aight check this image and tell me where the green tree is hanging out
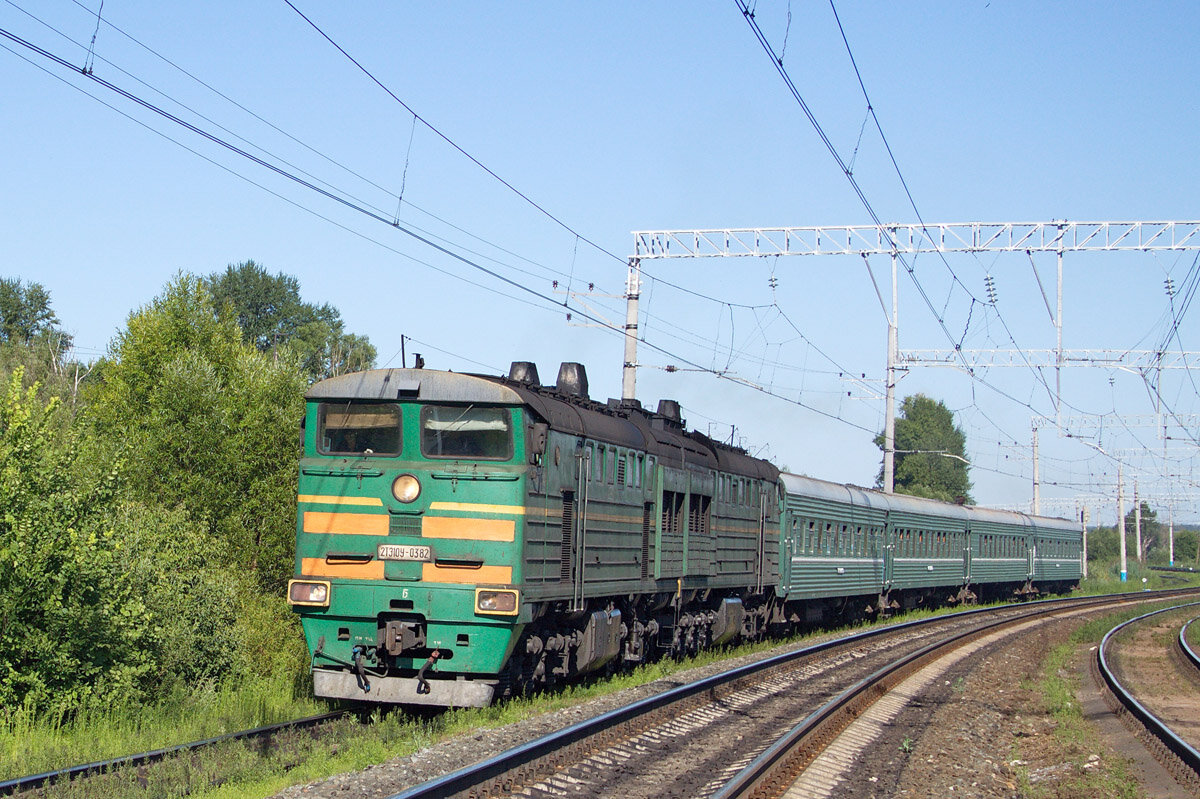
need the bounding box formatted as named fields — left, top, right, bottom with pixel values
left=1174, top=527, right=1200, bottom=566
left=0, top=369, right=144, bottom=712
left=86, top=274, right=306, bottom=589
left=0, top=365, right=278, bottom=712
left=104, top=502, right=252, bottom=691
left=1086, top=509, right=1173, bottom=566
left=1123, top=501, right=1160, bottom=561
left=0, top=278, right=69, bottom=347
left=203, top=260, right=375, bottom=380
left=1086, top=525, right=1119, bottom=563
left=0, top=277, right=80, bottom=398
left=874, top=394, right=973, bottom=504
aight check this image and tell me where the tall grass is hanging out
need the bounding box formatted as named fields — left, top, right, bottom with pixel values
left=0, top=670, right=327, bottom=782
left=1078, top=556, right=1200, bottom=596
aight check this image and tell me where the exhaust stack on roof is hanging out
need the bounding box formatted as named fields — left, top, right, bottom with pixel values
left=508, top=361, right=541, bottom=386
left=556, top=362, right=589, bottom=398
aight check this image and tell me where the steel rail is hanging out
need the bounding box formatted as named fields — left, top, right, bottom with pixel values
left=1180, top=617, right=1200, bottom=671
left=389, top=590, right=1192, bottom=799
left=709, top=597, right=1121, bottom=799
left=0, top=710, right=346, bottom=796
left=1097, top=602, right=1200, bottom=792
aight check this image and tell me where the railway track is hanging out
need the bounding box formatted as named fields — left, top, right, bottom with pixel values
left=1181, top=616, right=1200, bottom=670
left=1096, top=602, right=1200, bottom=796
left=11, top=588, right=1196, bottom=798
left=390, top=590, right=1188, bottom=799
left=0, top=711, right=346, bottom=797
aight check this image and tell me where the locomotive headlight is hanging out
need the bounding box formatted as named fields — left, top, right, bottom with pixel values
left=475, top=588, right=519, bottom=616
left=391, top=474, right=421, bottom=503
left=288, top=579, right=331, bottom=607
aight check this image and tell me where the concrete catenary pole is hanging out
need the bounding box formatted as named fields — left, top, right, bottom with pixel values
left=1134, top=479, right=1142, bottom=564
left=883, top=251, right=898, bottom=493
left=621, top=258, right=640, bottom=401
left=1081, top=505, right=1089, bottom=580
left=1118, top=466, right=1127, bottom=583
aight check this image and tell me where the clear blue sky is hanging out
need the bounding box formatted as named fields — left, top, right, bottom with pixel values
left=3, top=2, right=1198, bottom=523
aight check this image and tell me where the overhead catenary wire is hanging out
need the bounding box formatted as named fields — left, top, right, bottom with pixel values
left=7, top=8, right=1191, bottom=511
left=278, top=0, right=883, bottom=395
left=279, top=0, right=831, bottom=382
left=733, top=3, right=1039, bottom=417
left=50, top=0, right=802, bottom=371
left=282, top=0, right=627, bottom=270
left=0, top=36, right=557, bottom=318
left=740, top=0, right=1188, bottom=497
left=822, top=0, right=1069, bottom=425
left=45, top=0, right=622, bottom=299
left=0, top=23, right=886, bottom=438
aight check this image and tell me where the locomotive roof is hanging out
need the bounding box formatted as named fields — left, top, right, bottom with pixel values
left=306, top=368, right=525, bottom=405
left=306, top=367, right=778, bottom=479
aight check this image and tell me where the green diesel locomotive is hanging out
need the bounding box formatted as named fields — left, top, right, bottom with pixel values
left=287, top=361, right=1081, bottom=707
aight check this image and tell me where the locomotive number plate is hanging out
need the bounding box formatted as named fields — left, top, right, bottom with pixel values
left=377, top=544, right=432, bottom=561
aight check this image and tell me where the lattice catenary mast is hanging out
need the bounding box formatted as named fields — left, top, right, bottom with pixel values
left=624, top=220, right=1200, bottom=494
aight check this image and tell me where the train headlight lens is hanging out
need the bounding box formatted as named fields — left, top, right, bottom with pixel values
left=391, top=474, right=421, bottom=503
left=288, top=579, right=331, bottom=607
left=475, top=588, right=519, bottom=615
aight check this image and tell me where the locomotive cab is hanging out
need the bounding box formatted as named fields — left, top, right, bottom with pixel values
left=288, top=369, right=532, bottom=707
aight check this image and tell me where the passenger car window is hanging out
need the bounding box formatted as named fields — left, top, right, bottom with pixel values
left=318, top=403, right=401, bottom=456
left=420, top=405, right=513, bottom=460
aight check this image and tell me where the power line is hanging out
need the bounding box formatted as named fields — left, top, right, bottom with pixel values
left=0, top=22, right=884, bottom=437
left=25, top=0, right=621, bottom=301
left=281, top=0, right=627, bottom=269
left=280, top=1, right=882, bottom=413
left=47, top=0, right=778, bottom=359
left=820, top=0, right=1071, bottom=427
left=0, top=35, right=558, bottom=317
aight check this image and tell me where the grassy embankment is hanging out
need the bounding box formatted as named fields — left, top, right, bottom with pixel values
left=6, top=567, right=1198, bottom=798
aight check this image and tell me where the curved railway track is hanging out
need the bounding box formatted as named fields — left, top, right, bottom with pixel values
left=1180, top=616, right=1200, bottom=670
left=10, top=589, right=1198, bottom=798
left=1096, top=602, right=1200, bottom=796
left=390, top=590, right=1189, bottom=799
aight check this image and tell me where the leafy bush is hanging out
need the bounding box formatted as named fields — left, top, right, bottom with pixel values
left=86, top=274, right=306, bottom=591
left=0, top=370, right=144, bottom=713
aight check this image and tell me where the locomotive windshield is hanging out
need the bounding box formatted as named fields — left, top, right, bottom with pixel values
left=420, top=404, right=512, bottom=460
left=318, top=403, right=401, bottom=456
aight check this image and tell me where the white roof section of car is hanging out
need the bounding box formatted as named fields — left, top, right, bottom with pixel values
left=781, top=472, right=1075, bottom=527
left=307, top=368, right=525, bottom=405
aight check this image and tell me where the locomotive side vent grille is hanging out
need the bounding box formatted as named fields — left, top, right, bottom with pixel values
left=641, top=502, right=652, bottom=580
left=560, top=491, right=575, bottom=582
